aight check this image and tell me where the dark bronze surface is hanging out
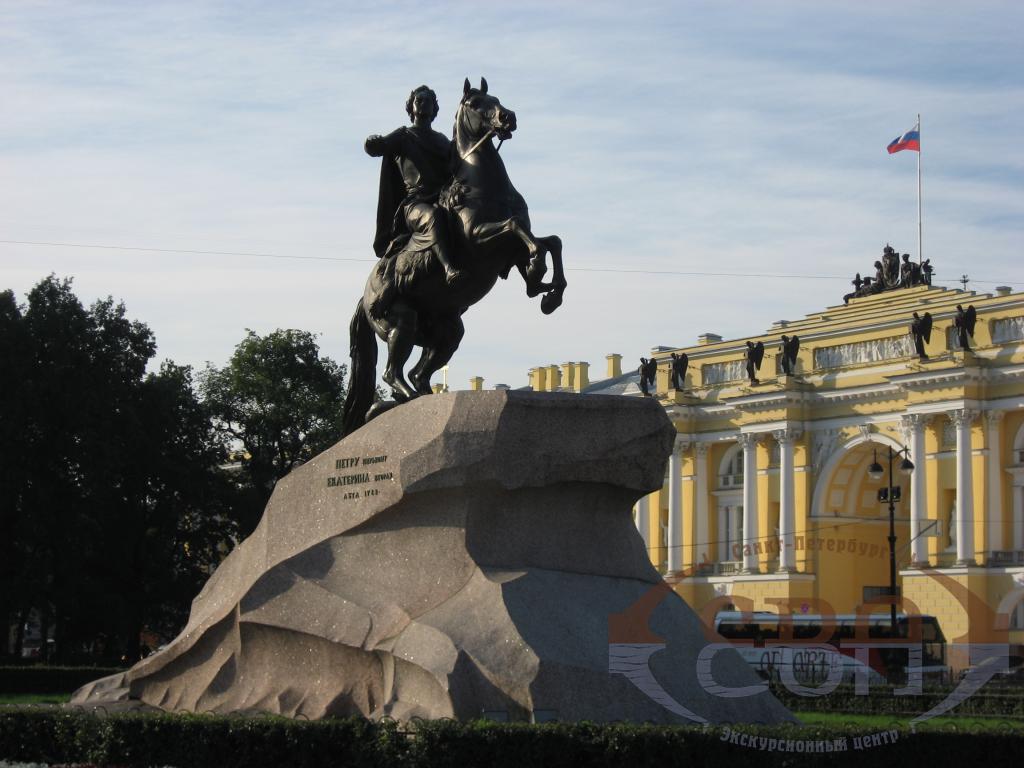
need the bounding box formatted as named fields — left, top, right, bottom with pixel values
left=638, top=357, right=657, bottom=397
left=910, top=311, right=932, bottom=360
left=843, top=244, right=930, bottom=303
left=778, top=334, right=800, bottom=376
left=342, top=79, right=567, bottom=435
left=954, top=304, right=976, bottom=351
left=745, top=340, right=764, bottom=385
left=669, top=352, right=688, bottom=390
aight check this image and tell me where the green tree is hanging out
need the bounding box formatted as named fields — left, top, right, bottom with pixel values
left=1, top=276, right=236, bottom=662
left=0, top=289, right=32, bottom=657
left=198, top=329, right=346, bottom=537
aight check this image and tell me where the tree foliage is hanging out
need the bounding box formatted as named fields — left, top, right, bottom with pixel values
left=1, top=278, right=347, bottom=664
left=198, top=329, right=346, bottom=536
left=0, top=276, right=236, bottom=663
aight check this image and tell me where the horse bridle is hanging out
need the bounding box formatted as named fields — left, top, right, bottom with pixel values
left=456, top=101, right=505, bottom=161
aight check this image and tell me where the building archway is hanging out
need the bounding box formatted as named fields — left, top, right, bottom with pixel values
left=812, top=432, right=904, bottom=519
left=809, top=432, right=912, bottom=613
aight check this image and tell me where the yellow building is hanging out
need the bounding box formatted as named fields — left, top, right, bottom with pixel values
left=512, top=279, right=1024, bottom=671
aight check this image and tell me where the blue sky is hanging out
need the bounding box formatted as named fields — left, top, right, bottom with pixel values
left=2, top=0, right=1022, bottom=389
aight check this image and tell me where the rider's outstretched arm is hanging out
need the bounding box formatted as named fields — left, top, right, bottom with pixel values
left=364, top=129, right=405, bottom=158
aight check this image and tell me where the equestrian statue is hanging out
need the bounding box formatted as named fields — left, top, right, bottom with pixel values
left=341, top=79, right=567, bottom=436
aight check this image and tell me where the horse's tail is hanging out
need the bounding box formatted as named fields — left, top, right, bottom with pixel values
left=341, top=298, right=377, bottom=437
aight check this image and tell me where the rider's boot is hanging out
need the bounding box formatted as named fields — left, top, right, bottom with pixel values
left=436, top=246, right=465, bottom=286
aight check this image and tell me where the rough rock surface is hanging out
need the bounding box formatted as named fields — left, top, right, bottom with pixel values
left=72, top=391, right=792, bottom=723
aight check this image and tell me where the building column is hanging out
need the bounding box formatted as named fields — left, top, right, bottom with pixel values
left=739, top=432, right=760, bottom=574
left=953, top=409, right=979, bottom=566
left=666, top=436, right=688, bottom=574
left=695, top=443, right=710, bottom=566
left=773, top=428, right=800, bottom=572
left=903, top=413, right=930, bottom=566
left=986, top=410, right=1005, bottom=554
left=634, top=495, right=650, bottom=557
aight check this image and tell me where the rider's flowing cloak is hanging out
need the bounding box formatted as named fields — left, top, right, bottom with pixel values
left=372, top=127, right=454, bottom=261
left=373, top=153, right=408, bottom=259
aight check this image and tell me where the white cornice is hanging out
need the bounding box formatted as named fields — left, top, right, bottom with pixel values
left=795, top=361, right=914, bottom=385
left=904, top=398, right=983, bottom=416
left=888, top=366, right=984, bottom=391
left=985, top=364, right=1024, bottom=383
left=722, top=390, right=808, bottom=412
left=807, top=382, right=903, bottom=403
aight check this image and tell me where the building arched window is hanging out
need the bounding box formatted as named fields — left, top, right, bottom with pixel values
left=719, top=445, right=744, bottom=488
left=717, top=443, right=745, bottom=565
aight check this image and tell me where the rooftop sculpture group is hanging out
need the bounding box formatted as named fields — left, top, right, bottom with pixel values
left=843, top=245, right=932, bottom=304
left=908, top=304, right=976, bottom=360
left=636, top=353, right=688, bottom=396
left=342, top=79, right=567, bottom=436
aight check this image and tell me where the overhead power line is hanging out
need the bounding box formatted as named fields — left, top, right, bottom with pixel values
left=0, top=239, right=1018, bottom=285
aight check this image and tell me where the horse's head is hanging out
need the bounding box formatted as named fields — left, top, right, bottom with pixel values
left=458, top=77, right=516, bottom=143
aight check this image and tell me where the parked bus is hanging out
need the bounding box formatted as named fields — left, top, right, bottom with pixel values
left=714, top=610, right=948, bottom=685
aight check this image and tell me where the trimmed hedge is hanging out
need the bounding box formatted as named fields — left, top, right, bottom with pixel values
left=1, top=710, right=1023, bottom=768
left=770, top=682, right=1024, bottom=718
left=0, top=710, right=395, bottom=768
left=0, top=666, right=124, bottom=695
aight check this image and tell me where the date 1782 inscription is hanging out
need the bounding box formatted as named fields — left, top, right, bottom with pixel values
left=326, top=454, right=393, bottom=500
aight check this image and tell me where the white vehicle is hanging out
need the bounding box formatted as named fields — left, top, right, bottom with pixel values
left=714, top=610, right=948, bottom=685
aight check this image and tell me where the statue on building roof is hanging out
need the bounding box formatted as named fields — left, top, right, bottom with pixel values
left=745, top=340, right=765, bottom=385
left=871, top=260, right=887, bottom=294
left=910, top=311, right=932, bottom=360
left=954, top=304, right=977, bottom=351
left=900, top=253, right=924, bottom=288
left=844, top=273, right=864, bottom=304
left=921, top=258, right=933, bottom=286
left=881, top=245, right=902, bottom=289
left=842, top=245, right=932, bottom=302
left=638, top=357, right=658, bottom=396
left=779, top=334, right=800, bottom=375
left=670, top=352, right=688, bottom=390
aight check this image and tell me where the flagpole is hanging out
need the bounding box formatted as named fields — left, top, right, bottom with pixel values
left=917, top=113, right=922, bottom=266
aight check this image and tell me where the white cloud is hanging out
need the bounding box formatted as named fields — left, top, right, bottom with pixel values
left=2, top=0, right=1022, bottom=392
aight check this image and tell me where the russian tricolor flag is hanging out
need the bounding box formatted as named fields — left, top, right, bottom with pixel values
left=888, top=125, right=920, bottom=154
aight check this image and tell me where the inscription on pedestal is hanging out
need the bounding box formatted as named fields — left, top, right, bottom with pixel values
left=326, top=454, right=393, bottom=499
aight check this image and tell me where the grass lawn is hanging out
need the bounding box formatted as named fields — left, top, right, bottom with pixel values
left=796, top=710, right=1024, bottom=731
left=0, top=693, right=70, bottom=705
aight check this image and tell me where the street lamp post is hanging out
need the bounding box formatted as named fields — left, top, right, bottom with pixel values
left=867, top=445, right=915, bottom=632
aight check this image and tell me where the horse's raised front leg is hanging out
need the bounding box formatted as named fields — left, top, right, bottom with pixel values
left=514, top=234, right=566, bottom=309
left=471, top=217, right=552, bottom=295
left=408, top=314, right=465, bottom=395
left=380, top=300, right=419, bottom=403
left=537, top=235, right=566, bottom=315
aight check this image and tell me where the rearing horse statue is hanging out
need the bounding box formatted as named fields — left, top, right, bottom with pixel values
left=341, top=78, right=567, bottom=435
